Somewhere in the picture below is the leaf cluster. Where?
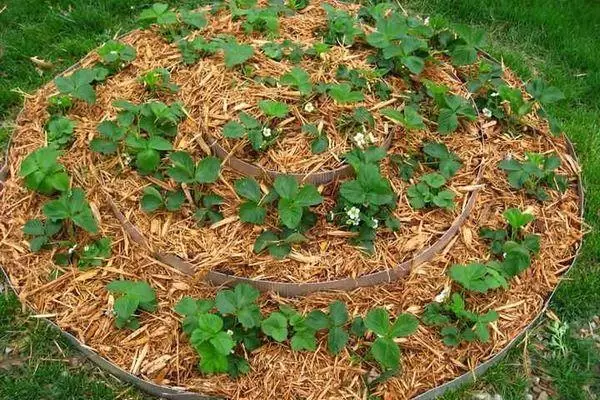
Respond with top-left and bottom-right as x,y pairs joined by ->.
499,152 -> 567,201
223,111 -> 276,151
42,188 -> 99,234
138,68 -> 179,93
107,280 -> 157,329
322,3 -> 363,46
54,67 -> 108,104
19,147 -> 70,195
406,172 -> 455,209
140,187 -> 186,212
302,123 -> 329,154
97,40 -> 136,71
422,293 -> 498,346
22,218 -> 62,252
139,3 -> 207,42
46,116 -> 76,148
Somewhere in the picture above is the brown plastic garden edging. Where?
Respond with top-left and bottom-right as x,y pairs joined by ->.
206,128 -> 394,185
103,158 -> 484,297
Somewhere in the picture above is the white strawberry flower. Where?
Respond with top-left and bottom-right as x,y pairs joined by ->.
367,132 -> 377,144
491,92 -> 499,97
262,127 -> 272,138
372,218 -> 379,229
353,132 -> 366,148
434,286 -> 451,303
304,102 -> 315,113
424,16 -> 430,26
68,244 -> 78,255
482,108 -> 492,118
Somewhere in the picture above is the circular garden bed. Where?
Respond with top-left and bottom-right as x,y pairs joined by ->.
0,1 -> 584,399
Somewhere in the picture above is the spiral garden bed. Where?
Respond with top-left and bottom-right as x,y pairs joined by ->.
0,1 -> 584,399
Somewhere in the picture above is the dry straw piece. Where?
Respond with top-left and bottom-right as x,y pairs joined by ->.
0,1 -> 584,399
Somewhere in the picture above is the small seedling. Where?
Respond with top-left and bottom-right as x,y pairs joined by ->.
422,293 -> 498,346
138,68 -> 179,93
190,313 -> 236,374
97,40 -> 136,71
302,123 -> 329,154
364,308 -> 419,371
106,280 -> 157,329
448,24 -> 486,66
498,152 -> 567,201
19,147 -> 70,195
175,296 -> 215,335
253,229 -> 308,259
140,187 -> 186,212
406,173 -> 455,209
47,94 -> 74,115
77,237 -> 112,269
192,192 -> 225,225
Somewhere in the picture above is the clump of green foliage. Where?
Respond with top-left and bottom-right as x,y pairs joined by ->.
330,147 -> 400,253
322,3 -> 363,46
138,68 -> 179,93
54,67 -> 109,105
175,283 -> 419,377
499,152 -> 567,201
107,280 -> 157,329
422,293 -> 498,346
406,172 -> 455,210
140,187 -> 186,212
139,3 -> 207,42
19,147 -> 70,195
97,40 -> 136,72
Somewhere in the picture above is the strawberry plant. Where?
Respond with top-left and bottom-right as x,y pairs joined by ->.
324,301 -> 350,354
422,80 -> 476,134
280,67 -> 312,95
447,25 -> 486,66
479,208 -> 540,277
327,83 -> 365,104
77,237 -> 112,269
466,60 -> 503,93
498,152 -> 567,201
302,123 -> 329,154
140,187 -> 186,212
449,261 -> 508,293
97,40 -> 136,71
364,308 -> 419,371
406,172 -> 455,210
261,40 -> 304,63
222,112 -> 277,151
47,94 -> 74,115
215,284 -> 261,329
276,305 -> 329,351
274,175 -> 322,230
106,280 -> 157,329
139,3 -> 207,42
365,9 -> 429,75
22,218 -> 62,252
390,153 -> 419,181
241,6 -> 281,36
190,313 -> 236,374
258,100 -> 289,119
215,37 -> 254,68
178,36 -> 220,65
138,68 -> 179,93
90,120 -> 126,155
19,147 -> 70,195
322,4 -> 363,46
234,177 -> 274,225
124,135 -> 173,174
54,67 -> 109,104
175,296 -> 215,335
253,229 -> 308,259
332,147 -> 399,252
422,141 -> 462,179
166,151 -> 221,185
46,116 -> 75,148
381,105 -> 425,130
193,192 -> 224,225
42,188 -> 98,234
422,293 -> 498,346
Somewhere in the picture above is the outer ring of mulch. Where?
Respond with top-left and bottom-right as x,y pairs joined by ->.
206,128 -> 394,185
0,136 -> 584,400
105,158 -> 483,297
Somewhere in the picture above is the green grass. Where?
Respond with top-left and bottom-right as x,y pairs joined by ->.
1,0 -> 600,399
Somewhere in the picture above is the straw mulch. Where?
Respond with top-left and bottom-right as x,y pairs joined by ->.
0,2 -> 583,399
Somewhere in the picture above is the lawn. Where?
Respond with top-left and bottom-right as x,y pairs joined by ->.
0,0 -> 599,399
